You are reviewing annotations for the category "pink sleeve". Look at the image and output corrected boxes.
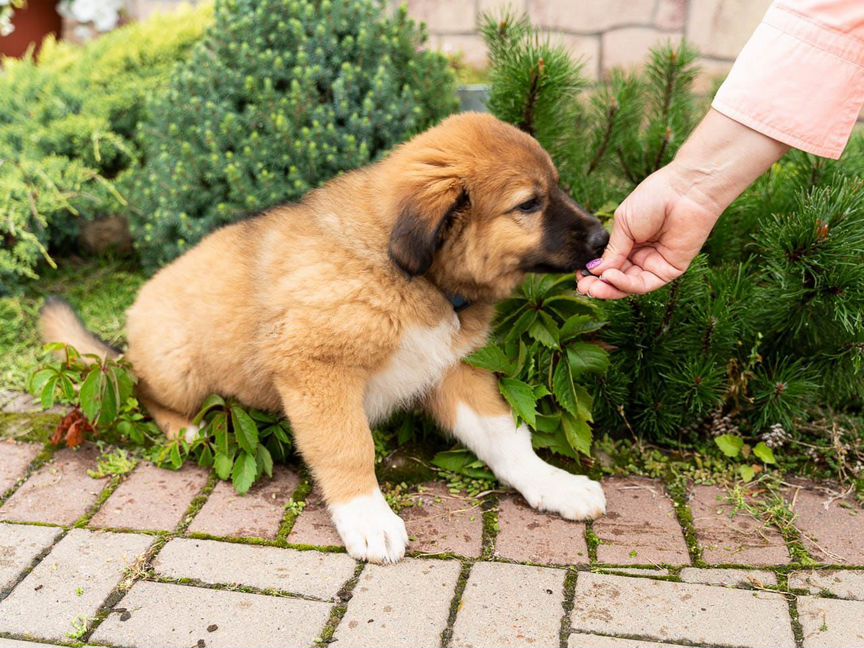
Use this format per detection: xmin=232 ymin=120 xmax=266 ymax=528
xmin=712 ymin=0 xmax=864 ymax=159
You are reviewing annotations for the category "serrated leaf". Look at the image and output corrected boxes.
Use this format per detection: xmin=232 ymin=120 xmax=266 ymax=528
xmin=256 ymin=444 xmax=273 ymax=478
xmin=560 ymin=315 xmax=605 ymax=341
xmin=39 ymin=375 xmax=58 ymax=410
xmin=562 ymin=412 xmax=592 ymax=456
xmin=566 ymin=342 xmax=609 ymax=375
xmin=232 ymin=452 xmax=258 ymax=494
xmin=499 ymin=377 xmax=538 ymax=427
xmin=431 ymin=448 xmax=472 ymax=473
xmin=715 ymin=434 xmax=744 ymax=458
xmin=212 ymin=411 xmax=229 ymax=455
xmin=101 ymin=370 xmax=119 ymax=425
xmin=197 ymin=445 xmax=214 ymax=468
xmin=193 ymin=393 xmax=226 ymax=425
xmin=507 ymin=309 xmax=538 ymax=342
xmin=465 ymin=345 xmax=514 ymax=375
xmin=552 ymin=359 xmax=578 ymax=417
xmin=29 ymin=368 xmax=55 ymax=396
xmin=534 ymin=412 xmax=562 ymax=434
xmin=572 ymin=383 xmax=594 ymax=422
xmin=528 ymin=319 xmax=558 ymax=348
xmin=79 ymin=368 xmax=102 ymax=422
xmin=231 ymin=406 xmax=258 ymax=454
xmin=531 ymin=428 xmax=578 ymax=458
xmin=214 ymin=451 xmax=234 ymax=480
xmin=753 ymin=442 xmax=776 ymax=464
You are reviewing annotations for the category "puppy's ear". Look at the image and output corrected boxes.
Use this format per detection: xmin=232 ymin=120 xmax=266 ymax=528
xmin=388 ymin=177 xmax=469 ymax=277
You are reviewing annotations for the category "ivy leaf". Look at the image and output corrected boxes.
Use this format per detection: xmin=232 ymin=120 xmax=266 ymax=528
xmin=560 ymin=315 xmax=605 ymax=341
xmin=552 ymin=359 xmax=579 ymax=417
xmin=499 ymin=377 xmax=538 ymax=427
xmin=566 ymin=342 xmax=609 ymax=375
xmin=506 ymin=309 xmax=538 ymax=342
xmin=197 ymin=445 xmax=214 ymax=468
xmin=465 ymin=346 xmax=514 ymax=375
xmin=531 ymin=428 xmax=578 ymax=458
xmin=534 ymin=412 xmax=562 ymax=434
xmin=193 ymin=393 xmax=226 ymax=425
xmin=28 ymin=368 xmax=55 ymax=397
xmin=79 ymin=368 xmax=102 ymax=422
xmin=715 ymin=434 xmax=744 ymax=458
xmin=528 ymin=318 xmax=558 ymax=349
xmin=214 ymin=452 xmax=234 ymax=480
xmin=232 ymin=452 xmax=257 ymax=494
xmin=256 ymin=444 xmax=274 ymax=478
xmin=753 ymin=442 xmax=777 ymax=464
xmin=231 ymin=406 xmax=259 ymax=454
xmin=39 ymin=375 xmax=58 ymax=410
xmin=562 ymin=412 xmax=592 ymax=456
xmin=212 ymin=411 xmax=230 ymax=456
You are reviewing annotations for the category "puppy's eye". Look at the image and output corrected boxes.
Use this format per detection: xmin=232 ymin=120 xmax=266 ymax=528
xmin=516 ymin=197 xmax=541 ymax=213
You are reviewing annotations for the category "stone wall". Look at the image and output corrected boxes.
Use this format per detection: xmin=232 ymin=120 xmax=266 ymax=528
xmin=402 ymin=0 xmax=772 ymax=88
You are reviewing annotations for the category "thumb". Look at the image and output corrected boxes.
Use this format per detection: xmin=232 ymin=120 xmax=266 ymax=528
xmin=586 ymin=215 xmax=633 ymax=275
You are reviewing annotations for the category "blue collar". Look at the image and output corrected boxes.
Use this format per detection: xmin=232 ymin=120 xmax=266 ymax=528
xmin=448 ymin=294 xmax=471 ymax=312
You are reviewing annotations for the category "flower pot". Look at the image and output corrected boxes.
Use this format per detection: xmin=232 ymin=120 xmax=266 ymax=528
xmin=0 ymin=0 xmax=61 ymax=59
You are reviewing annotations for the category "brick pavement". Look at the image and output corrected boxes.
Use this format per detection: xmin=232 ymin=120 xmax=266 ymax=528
xmin=0 ymin=438 xmax=862 ymax=647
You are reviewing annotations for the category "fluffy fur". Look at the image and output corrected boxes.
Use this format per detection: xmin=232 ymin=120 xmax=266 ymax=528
xmin=41 ymin=113 xmax=609 ymax=562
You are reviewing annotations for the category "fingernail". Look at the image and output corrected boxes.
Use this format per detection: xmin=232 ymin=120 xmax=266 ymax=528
xmin=586 ymin=258 xmax=602 ymax=270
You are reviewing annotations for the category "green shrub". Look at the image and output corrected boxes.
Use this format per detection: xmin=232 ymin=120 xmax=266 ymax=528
xmin=483 ymin=14 xmax=864 ymax=461
xmin=0 ymin=5 xmax=212 ymax=291
xmin=130 ymin=0 xmax=459 ymax=271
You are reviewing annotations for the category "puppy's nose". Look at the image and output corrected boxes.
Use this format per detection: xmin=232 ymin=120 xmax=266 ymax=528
xmin=587 ymin=228 xmax=610 ymax=258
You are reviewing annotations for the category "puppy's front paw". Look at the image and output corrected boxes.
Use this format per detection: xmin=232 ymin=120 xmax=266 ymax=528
xmin=519 ymin=468 xmax=606 ymax=521
xmin=330 ymin=489 xmax=408 ymax=564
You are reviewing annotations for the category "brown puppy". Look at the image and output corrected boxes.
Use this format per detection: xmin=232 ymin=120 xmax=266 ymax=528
xmin=41 ymin=113 xmax=609 ymax=563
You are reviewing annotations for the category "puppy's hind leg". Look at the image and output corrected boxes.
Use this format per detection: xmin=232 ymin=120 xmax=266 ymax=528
xmin=425 ymin=363 xmax=605 ymax=520
xmin=274 ymin=365 xmax=408 ymax=564
xmin=140 ymin=396 xmax=201 ymax=443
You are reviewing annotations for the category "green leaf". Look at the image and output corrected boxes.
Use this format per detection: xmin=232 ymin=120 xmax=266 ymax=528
xmin=197 ymin=445 xmax=214 ymax=468
xmin=506 ymin=309 xmax=538 ymax=342
xmin=552 ymin=359 xmax=578 ymax=417
xmin=499 ymin=377 xmax=538 ymax=427
xmin=465 ymin=345 xmax=514 ymax=375
xmin=39 ymin=375 xmax=58 ymax=410
xmin=528 ymin=319 xmax=558 ymax=348
xmin=566 ymin=342 xmax=610 ymax=375
xmin=273 ymin=422 xmax=292 ymax=445
xmin=29 ymin=368 xmax=55 ymax=397
xmin=214 ymin=451 xmax=234 ymax=480
xmin=231 ymin=406 xmax=258 ymax=454
xmin=193 ymin=393 xmax=226 ymax=425
xmin=100 ymin=370 xmax=119 ymax=425
xmin=715 ymin=434 xmax=744 ymax=458
xmin=256 ymin=444 xmax=273 ymax=478
xmin=738 ymin=464 xmax=756 ymax=482
xmin=560 ymin=315 xmax=605 ymax=341
xmin=534 ymin=412 xmax=562 ymax=434
xmin=431 ymin=449 xmax=493 ymax=480
xmin=232 ymin=452 xmax=258 ymax=494
xmin=753 ymin=442 xmax=777 ymax=464
xmin=531 ymin=429 xmax=578 ymax=458
xmin=212 ymin=411 xmax=230 ymax=455
xmin=79 ymin=368 xmax=102 ymax=422
xmin=572 ymin=383 xmax=594 ymax=422
xmin=562 ymin=412 xmax=592 ymax=456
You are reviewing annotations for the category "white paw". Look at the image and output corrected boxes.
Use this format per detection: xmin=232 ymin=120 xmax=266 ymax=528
xmin=517 ymin=467 xmax=606 ymax=521
xmin=182 ymin=424 xmax=201 ymax=444
xmin=329 ymin=489 xmax=408 ymax=564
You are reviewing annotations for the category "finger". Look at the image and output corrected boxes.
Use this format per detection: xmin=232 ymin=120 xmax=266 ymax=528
xmin=628 ymin=247 xmax=686 ymax=284
xmin=599 ymin=267 xmax=669 ymax=295
xmin=586 ymin=216 xmax=634 ymax=275
xmin=577 ymin=274 xmax=630 ymax=300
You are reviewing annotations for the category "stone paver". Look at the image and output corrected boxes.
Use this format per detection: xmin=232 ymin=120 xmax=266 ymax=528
xmin=788 ymin=486 xmax=864 ymax=564
xmin=0 ymin=441 xmax=41 ymax=495
xmin=495 ymin=495 xmax=588 ymax=565
xmin=0 ymin=528 xmax=152 ymax=641
xmin=402 ymin=482 xmax=484 ymax=557
xmin=592 ymin=477 xmax=689 ymax=565
xmin=797 ymin=596 xmax=864 ymax=648
xmin=570 ymin=572 xmax=795 ymax=648
xmin=790 ymin=570 xmax=864 ymax=601
xmin=689 ymin=485 xmax=790 ymax=565
xmin=0 ymin=523 xmax=61 ymax=593
xmin=286 ymin=489 xmax=342 ymax=547
xmin=451 ymin=561 xmax=565 ymax=648
xmin=90 ymin=463 xmax=208 ymax=532
xmin=90 ymin=580 xmax=332 ymax=648
xmin=188 ymin=466 xmax=299 ymax=539
xmin=335 ymin=558 xmax=461 ymax=648
xmin=569 ymin=634 xmax=691 ymax=648
xmin=599 ymin=567 xmax=669 ymax=577
xmin=154 ymin=537 xmax=356 ymax=600
xmin=0 ymin=640 xmax=64 ymax=648
xmin=679 ymin=567 xmax=777 ymax=588
xmin=0 ymin=445 xmax=104 ymax=525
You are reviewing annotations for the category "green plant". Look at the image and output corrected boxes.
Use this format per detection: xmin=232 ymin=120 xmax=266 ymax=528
xmin=466 ymin=274 xmax=608 ymax=458
xmin=482 ymin=13 xmax=864 ymax=484
xmin=88 ymin=447 xmax=138 ymax=479
xmin=130 ymin=0 xmax=458 ymax=271
xmin=153 ymin=394 xmax=293 ymax=494
xmin=0 ymin=4 xmax=211 ymax=290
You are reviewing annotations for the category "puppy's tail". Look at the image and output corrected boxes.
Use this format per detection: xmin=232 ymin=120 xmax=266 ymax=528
xmin=39 ymin=297 xmax=121 ymax=362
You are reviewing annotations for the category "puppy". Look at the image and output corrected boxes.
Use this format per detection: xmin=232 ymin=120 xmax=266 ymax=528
xmin=41 ymin=113 xmax=609 ymax=563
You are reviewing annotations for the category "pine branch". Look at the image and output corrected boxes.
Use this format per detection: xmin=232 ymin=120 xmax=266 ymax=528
xmin=657 ymin=280 xmax=681 ymax=337
xmin=616 ymin=146 xmax=639 ymax=185
xmin=652 ymin=126 xmax=671 ymax=173
xmin=518 ymin=58 xmax=544 ymax=137
xmin=587 ymin=99 xmax=618 ymax=175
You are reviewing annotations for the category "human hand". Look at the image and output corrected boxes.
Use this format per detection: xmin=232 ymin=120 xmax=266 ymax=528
xmin=576 ymin=109 xmax=790 ymax=300
xmin=576 ymin=163 xmax=721 ymax=299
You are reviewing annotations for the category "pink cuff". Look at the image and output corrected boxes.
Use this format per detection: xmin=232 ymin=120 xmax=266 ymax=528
xmin=712 ymin=3 xmax=864 ymax=159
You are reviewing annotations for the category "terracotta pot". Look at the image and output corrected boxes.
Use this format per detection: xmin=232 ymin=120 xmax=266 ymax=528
xmin=0 ymin=0 xmax=61 ymax=59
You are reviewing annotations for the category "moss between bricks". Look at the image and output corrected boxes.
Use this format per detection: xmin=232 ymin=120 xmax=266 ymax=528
xmin=314 ymin=562 xmax=366 ymax=647
xmin=0 ymin=413 xmax=61 ymax=443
